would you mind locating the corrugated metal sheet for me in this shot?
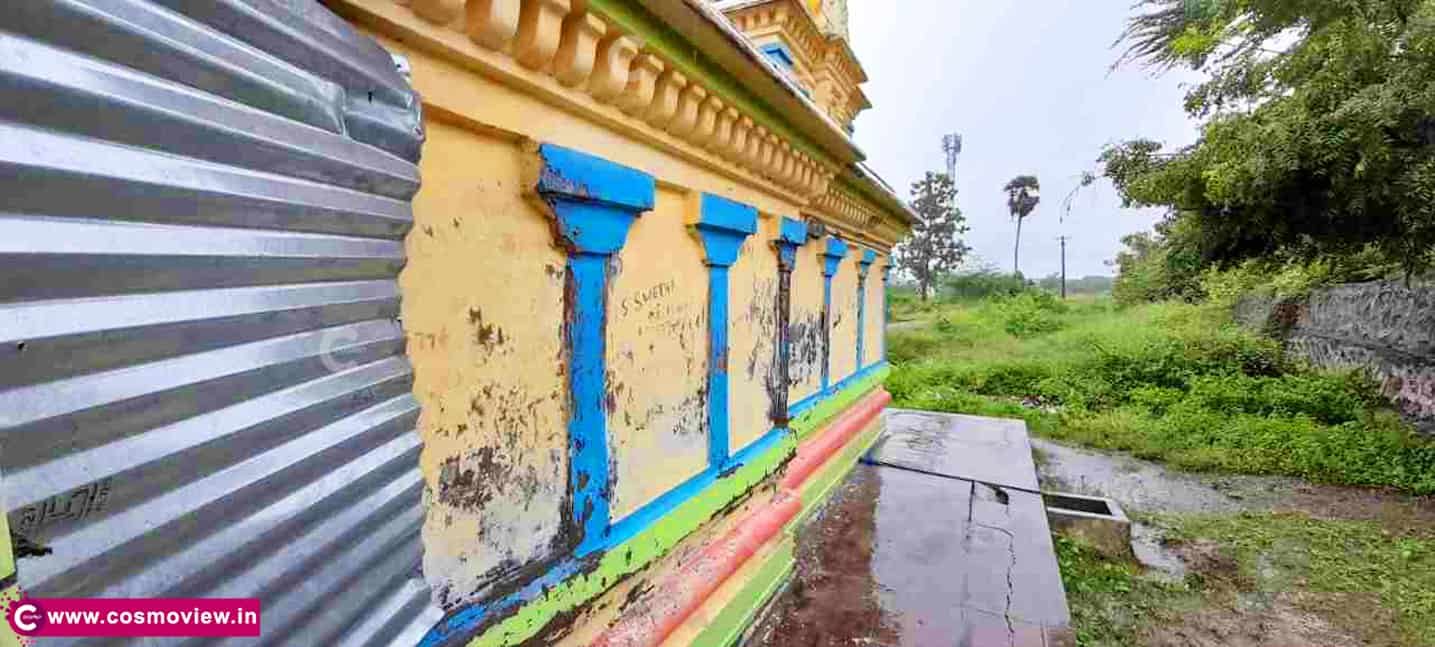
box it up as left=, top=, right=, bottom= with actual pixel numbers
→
left=0, top=0, right=440, bottom=644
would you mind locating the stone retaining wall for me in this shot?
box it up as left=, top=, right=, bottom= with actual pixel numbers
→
left=1236, top=280, right=1435, bottom=434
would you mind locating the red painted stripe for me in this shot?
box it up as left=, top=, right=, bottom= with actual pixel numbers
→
left=590, top=491, right=802, bottom=647
left=780, top=388, right=891, bottom=491
left=591, top=388, right=891, bottom=647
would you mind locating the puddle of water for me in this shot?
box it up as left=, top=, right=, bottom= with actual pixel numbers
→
left=1032, top=438, right=1309, bottom=580
left=1131, top=522, right=1186, bottom=582
left=1032, top=438, right=1299, bottom=516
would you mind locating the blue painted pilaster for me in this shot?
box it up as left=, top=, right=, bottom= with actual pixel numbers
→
left=771, top=217, right=808, bottom=427
left=857, top=249, right=876, bottom=368
left=820, top=236, right=849, bottom=392
left=534, top=144, right=654, bottom=554
left=692, top=194, right=758, bottom=468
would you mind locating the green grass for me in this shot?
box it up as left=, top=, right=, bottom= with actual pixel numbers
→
left=886, top=294, right=1435, bottom=493
left=1055, top=534, right=1197, bottom=646
left=1171, top=512, right=1435, bottom=646
left=1057, top=513, right=1435, bottom=646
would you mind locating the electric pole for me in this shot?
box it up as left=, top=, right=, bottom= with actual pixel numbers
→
left=1058, top=236, right=1070, bottom=299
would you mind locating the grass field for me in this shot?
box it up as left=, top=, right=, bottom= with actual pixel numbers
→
left=887, top=292, right=1435, bottom=493
left=886, top=290, right=1435, bottom=645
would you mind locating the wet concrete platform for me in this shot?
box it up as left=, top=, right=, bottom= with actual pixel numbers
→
left=869, top=409, right=1040, bottom=492
left=753, top=410, right=1072, bottom=647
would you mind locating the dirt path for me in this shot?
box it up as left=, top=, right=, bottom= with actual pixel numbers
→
left=748, top=466, right=899, bottom=647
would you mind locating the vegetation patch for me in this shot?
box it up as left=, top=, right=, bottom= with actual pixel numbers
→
left=1058, top=511, right=1435, bottom=647
left=887, top=295, right=1435, bottom=493
left=1055, top=534, right=1196, bottom=646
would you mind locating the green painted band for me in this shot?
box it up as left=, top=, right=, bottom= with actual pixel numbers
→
left=465, top=371, right=886, bottom=646
left=467, top=433, right=795, bottom=647
left=790, top=366, right=890, bottom=440
left=689, top=539, right=796, bottom=647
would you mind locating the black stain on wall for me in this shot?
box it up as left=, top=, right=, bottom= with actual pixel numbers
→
left=789, top=313, right=823, bottom=389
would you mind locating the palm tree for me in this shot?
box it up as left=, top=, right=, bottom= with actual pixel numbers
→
left=1003, top=175, right=1040, bottom=276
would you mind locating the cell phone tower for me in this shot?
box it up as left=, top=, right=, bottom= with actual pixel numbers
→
left=942, top=133, right=962, bottom=181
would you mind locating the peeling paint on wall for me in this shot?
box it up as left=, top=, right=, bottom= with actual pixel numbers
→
left=829, top=253, right=859, bottom=385
left=404, top=123, right=569, bottom=609
left=729, top=216, right=781, bottom=452
left=606, top=187, right=711, bottom=520
left=863, top=255, right=887, bottom=368
left=788, top=241, right=825, bottom=405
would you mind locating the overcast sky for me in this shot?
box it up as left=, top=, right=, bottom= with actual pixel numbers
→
left=847, top=0, right=1204, bottom=278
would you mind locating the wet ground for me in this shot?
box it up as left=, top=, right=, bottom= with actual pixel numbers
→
left=1034, top=437, right=1435, bottom=647
left=746, top=467, right=897, bottom=647
left=1033, top=438, right=1435, bottom=578
left=751, top=412, right=1435, bottom=647
left=752, top=410, right=1072, bottom=647
left=1030, top=438, right=1292, bottom=581
left=1031, top=439, right=1291, bottom=515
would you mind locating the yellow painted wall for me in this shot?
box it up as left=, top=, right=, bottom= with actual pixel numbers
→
left=337, top=3, right=905, bottom=619
left=829, top=253, right=859, bottom=384
left=351, top=20, right=813, bottom=605
left=728, top=216, right=781, bottom=453
left=607, top=187, right=711, bottom=520
left=788, top=241, right=825, bottom=404
left=403, top=119, right=569, bottom=608
left=863, top=257, right=888, bottom=368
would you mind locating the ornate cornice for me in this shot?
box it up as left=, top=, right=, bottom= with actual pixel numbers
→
left=331, top=0, right=909, bottom=246
left=360, top=0, right=836, bottom=200
left=813, top=172, right=908, bottom=250
left=725, top=0, right=825, bottom=74
left=717, top=0, right=869, bottom=132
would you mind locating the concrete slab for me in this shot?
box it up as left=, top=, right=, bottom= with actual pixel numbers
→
left=871, top=409, right=1040, bottom=492
left=870, top=465, right=972, bottom=643
left=754, top=412, right=1070, bottom=647
left=871, top=464, right=1068, bottom=645
left=968, top=489, right=1070, bottom=628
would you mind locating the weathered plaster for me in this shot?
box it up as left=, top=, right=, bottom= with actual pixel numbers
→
left=729, top=215, right=782, bottom=453
left=607, top=187, right=711, bottom=520
left=404, top=121, right=569, bottom=607
left=828, top=249, right=859, bottom=385
left=447, top=429, right=796, bottom=647
left=331, top=3, right=911, bottom=643
left=863, top=254, right=886, bottom=369
left=787, top=240, right=825, bottom=405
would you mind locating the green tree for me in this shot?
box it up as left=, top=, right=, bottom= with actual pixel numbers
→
left=895, top=172, right=970, bottom=301
left=1104, top=0, right=1435, bottom=276
left=1003, top=175, right=1041, bottom=276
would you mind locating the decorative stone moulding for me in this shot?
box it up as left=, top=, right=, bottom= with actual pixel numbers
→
left=396, top=0, right=836, bottom=201
left=720, top=0, right=869, bottom=132
left=816, top=182, right=876, bottom=234
left=376, top=0, right=918, bottom=246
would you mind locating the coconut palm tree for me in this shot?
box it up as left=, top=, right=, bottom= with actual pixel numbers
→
left=1003, top=175, right=1040, bottom=276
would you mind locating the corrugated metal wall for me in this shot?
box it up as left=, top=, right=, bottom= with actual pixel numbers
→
left=0, top=0, right=440, bottom=644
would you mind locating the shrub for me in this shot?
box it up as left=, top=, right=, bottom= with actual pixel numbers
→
left=944, top=269, right=1029, bottom=300
left=885, top=297, right=1435, bottom=493
left=992, top=291, right=1068, bottom=338
left=887, top=328, right=944, bottom=364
